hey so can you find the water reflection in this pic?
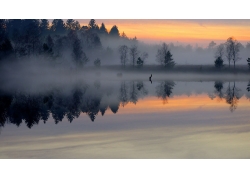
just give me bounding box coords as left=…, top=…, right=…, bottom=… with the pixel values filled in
left=0, top=80, right=249, bottom=129
left=156, top=81, right=175, bottom=104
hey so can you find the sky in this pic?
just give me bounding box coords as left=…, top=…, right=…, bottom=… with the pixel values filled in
left=77, top=19, right=250, bottom=47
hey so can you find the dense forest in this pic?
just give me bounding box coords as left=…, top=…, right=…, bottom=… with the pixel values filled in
left=0, top=19, right=250, bottom=70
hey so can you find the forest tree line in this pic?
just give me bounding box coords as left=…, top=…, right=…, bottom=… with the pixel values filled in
left=0, top=19, right=250, bottom=70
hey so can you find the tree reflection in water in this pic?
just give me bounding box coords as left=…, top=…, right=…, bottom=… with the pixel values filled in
left=0, top=80, right=248, bottom=129
left=225, top=82, right=241, bottom=112
left=156, top=81, right=175, bottom=104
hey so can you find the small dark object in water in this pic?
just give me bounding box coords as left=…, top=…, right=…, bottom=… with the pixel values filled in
left=149, top=74, right=152, bottom=83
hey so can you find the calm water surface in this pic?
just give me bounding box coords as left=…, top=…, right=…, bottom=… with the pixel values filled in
left=1, top=79, right=250, bottom=158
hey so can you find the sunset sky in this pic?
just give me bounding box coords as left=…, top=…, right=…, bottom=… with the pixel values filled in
left=77, top=19, right=250, bottom=47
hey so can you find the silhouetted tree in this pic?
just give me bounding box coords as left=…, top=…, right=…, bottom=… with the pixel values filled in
left=22, top=19, right=41, bottom=55
left=0, top=38, right=14, bottom=61
left=109, top=25, right=120, bottom=37
left=137, top=52, right=148, bottom=68
left=131, top=36, right=138, bottom=44
left=87, top=19, right=99, bottom=34
left=156, top=43, right=175, bottom=68
left=119, top=81, right=129, bottom=107
left=247, top=58, right=250, bottom=70
left=0, top=19, right=7, bottom=43
left=136, top=81, right=148, bottom=96
left=99, top=23, right=108, bottom=35
left=225, top=37, right=241, bottom=69
left=137, top=57, right=143, bottom=68
left=156, top=81, right=175, bottom=104
left=51, top=19, right=66, bottom=35
left=247, top=81, right=250, bottom=92
left=121, top=31, right=128, bottom=39
left=72, top=37, right=88, bottom=67
left=119, top=45, right=129, bottom=67
left=130, top=45, right=139, bottom=67
left=225, top=82, right=240, bottom=112
left=214, top=57, right=224, bottom=69
left=208, top=41, right=216, bottom=49
left=214, top=81, right=224, bottom=99
left=109, top=100, right=120, bottom=114
left=86, top=32, right=102, bottom=49
left=129, top=81, right=138, bottom=104
left=40, top=19, right=49, bottom=36
left=66, top=19, right=80, bottom=31
left=0, top=92, right=12, bottom=127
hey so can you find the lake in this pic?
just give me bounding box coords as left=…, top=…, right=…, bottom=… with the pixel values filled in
left=0, top=73, right=250, bottom=158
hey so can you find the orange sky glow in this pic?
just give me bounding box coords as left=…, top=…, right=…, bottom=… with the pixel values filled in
left=77, top=19, right=250, bottom=47
left=103, top=94, right=250, bottom=115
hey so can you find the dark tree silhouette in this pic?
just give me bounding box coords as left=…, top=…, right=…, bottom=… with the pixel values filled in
left=119, top=81, right=129, bottom=107
left=225, top=37, right=241, bottom=69
left=156, top=81, right=175, bottom=104
left=129, top=81, right=138, bottom=104
left=130, top=45, right=139, bottom=67
left=136, top=81, right=148, bottom=96
left=0, top=92, right=12, bottom=127
left=214, top=44, right=224, bottom=69
left=99, top=23, right=108, bottom=35
left=118, top=45, right=129, bottom=67
left=0, top=38, right=14, bottom=61
left=109, top=101, right=120, bottom=114
left=137, top=57, right=143, bottom=68
left=42, top=35, right=54, bottom=59
left=247, top=58, right=250, bottom=70
left=225, top=82, right=240, bottom=112
left=208, top=41, right=216, bottom=49
left=121, top=31, right=128, bottom=39
left=66, top=19, right=80, bottom=31
left=86, top=32, right=102, bottom=49
left=88, top=19, right=99, bottom=32
left=214, top=57, right=224, bottom=69
left=247, top=81, right=250, bottom=92
left=99, top=101, right=108, bottom=116
left=72, top=36, right=88, bottom=67
left=0, top=19, right=7, bottom=42
left=156, top=43, right=175, bottom=68
left=51, top=19, right=66, bottom=35
left=214, top=81, right=224, bottom=99
left=22, top=19, right=41, bottom=56
left=109, top=25, right=120, bottom=37
left=40, top=19, right=49, bottom=36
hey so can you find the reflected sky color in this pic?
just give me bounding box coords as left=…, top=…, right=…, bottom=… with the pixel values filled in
left=1, top=86, right=250, bottom=158
left=77, top=19, right=250, bottom=46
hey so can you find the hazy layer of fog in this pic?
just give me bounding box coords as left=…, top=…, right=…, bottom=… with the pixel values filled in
left=97, top=36, right=250, bottom=66
left=1, top=58, right=250, bottom=95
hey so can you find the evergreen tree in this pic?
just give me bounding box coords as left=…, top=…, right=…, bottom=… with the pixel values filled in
left=156, top=43, right=175, bottom=68
left=72, top=37, right=88, bottom=67
left=99, top=23, right=108, bottom=35
left=66, top=19, right=80, bottom=31
left=40, top=19, right=49, bottom=36
left=0, top=38, right=14, bottom=61
left=109, top=25, right=120, bottom=37
left=214, top=56, right=224, bottom=69
left=137, top=57, right=143, bottom=68
left=50, top=19, right=66, bottom=34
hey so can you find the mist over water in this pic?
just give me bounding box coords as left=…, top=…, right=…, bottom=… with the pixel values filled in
left=1, top=19, right=250, bottom=159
